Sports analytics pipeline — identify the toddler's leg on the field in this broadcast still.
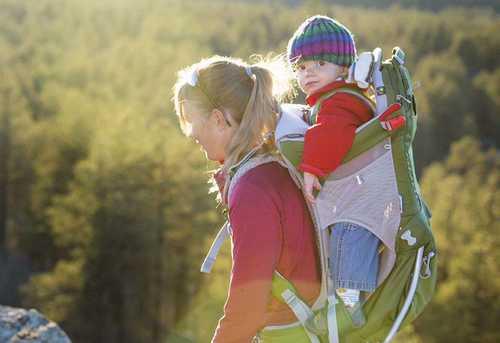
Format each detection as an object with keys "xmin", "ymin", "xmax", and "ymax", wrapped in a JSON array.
[{"xmin": 329, "ymin": 222, "xmax": 380, "ymax": 320}]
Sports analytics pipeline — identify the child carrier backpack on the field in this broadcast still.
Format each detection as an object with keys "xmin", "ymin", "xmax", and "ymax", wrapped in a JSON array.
[{"xmin": 201, "ymin": 47, "xmax": 437, "ymax": 343}]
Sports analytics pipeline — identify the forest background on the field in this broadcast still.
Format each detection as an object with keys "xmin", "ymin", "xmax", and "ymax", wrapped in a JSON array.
[{"xmin": 0, "ymin": 0, "xmax": 498, "ymax": 342}]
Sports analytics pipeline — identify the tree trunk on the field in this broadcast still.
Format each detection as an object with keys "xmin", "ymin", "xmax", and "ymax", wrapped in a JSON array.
[{"xmin": 0, "ymin": 88, "xmax": 10, "ymax": 251}]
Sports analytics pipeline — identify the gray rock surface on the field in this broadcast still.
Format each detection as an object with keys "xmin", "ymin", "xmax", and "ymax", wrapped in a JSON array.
[{"xmin": 0, "ymin": 306, "xmax": 71, "ymax": 343}]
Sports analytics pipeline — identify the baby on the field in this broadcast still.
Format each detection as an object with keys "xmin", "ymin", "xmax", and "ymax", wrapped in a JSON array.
[{"xmin": 287, "ymin": 15, "xmax": 380, "ymax": 318}]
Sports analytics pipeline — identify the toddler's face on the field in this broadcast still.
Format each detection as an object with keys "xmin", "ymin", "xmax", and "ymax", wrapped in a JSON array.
[{"xmin": 295, "ymin": 60, "xmax": 345, "ymax": 96}]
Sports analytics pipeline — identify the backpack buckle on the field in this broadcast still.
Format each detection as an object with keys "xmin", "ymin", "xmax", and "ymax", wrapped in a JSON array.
[
  {"xmin": 420, "ymin": 251, "xmax": 436, "ymax": 279},
  {"xmin": 396, "ymin": 94, "xmax": 412, "ymax": 105},
  {"xmin": 392, "ymin": 47, "xmax": 406, "ymax": 65}
]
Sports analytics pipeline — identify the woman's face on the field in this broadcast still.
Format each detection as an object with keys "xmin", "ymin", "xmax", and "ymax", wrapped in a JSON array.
[{"xmin": 182, "ymin": 102, "xmax": 235, "ymax": 162}]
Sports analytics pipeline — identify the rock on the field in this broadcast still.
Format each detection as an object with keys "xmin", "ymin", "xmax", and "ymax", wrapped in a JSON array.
[{"xmin": 0, "ymin": 306, "xmax": 71, "ymax": 343}]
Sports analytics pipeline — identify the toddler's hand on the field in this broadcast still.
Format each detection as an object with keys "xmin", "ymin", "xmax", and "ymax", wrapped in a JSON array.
[{"xmin": 303, "ymin": 172, "xmax": 322, "ymax": 203}]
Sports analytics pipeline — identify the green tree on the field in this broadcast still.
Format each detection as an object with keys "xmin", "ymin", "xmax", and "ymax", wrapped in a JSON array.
[
  {"xmin": 472, "ymin": 68, "xmax": 500, "ymax": 148},
  {"xmin": 22, "ymin": 108, "xmax": 220, "ymax": 342},
  {"xmin": 413, "ymin": 53, "xmax": 473, "ymax": 166},
  {"xmin": 418, "ymin": 137, "xmax": 500, "ymax": 342},
  {"xmin": 1, "ymin": 0, "xmax": 498, "ymax": 342}
]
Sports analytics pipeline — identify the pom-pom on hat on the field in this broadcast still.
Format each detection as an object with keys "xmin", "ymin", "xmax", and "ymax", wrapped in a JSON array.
[{"xmin": 287, "ymin": 15, "xmax": 357, "ymax": 67}]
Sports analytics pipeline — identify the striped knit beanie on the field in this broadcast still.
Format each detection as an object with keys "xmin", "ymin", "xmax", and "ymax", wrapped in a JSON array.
[{"xmin": 287, "ymin": 15, "xmax": 357, "ymax": 67}]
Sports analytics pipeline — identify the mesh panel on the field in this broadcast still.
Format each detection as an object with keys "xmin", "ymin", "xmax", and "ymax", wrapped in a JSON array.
[{"xmin": 316, "ymin": 139, "xmax": 400, "ymax": 284}]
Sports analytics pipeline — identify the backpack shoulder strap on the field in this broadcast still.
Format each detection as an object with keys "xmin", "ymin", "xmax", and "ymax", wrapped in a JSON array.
[{"xmin": 200, "ymin": 151, "xmax": 285, "ymax": 274}]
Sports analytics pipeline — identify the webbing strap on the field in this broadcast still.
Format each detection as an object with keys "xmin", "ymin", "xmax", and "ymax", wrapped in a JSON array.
[
  {"xmin": 281, "ymin": 290, "xmax": 320, "ymax": 343},
  {"xmin": 281, "ymin": 290, "xmax": 314, "ymax": 324},
  {"xmin": 271, "ymin": 272, "xmax": 321, "ymax": 343},
  {"xmin": 202, "ymin": 155, "xmax": 284, "ymax": 274},
  {"xmin": 200, "ymin": 221, "xmax": 231, "ymax": 273},
  {"xmin": 327, "ymin": 294, "xmax": 340, "ymax": 343}
]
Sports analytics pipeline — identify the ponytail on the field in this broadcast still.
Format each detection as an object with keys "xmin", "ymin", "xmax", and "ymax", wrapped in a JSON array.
[
  {"xmin": 222, "ymin": 64, "xmax": 281, "ymax": 173},
  {"xmin": 173, "ymin": 55, "xmax": 293, "ymax": 197}
]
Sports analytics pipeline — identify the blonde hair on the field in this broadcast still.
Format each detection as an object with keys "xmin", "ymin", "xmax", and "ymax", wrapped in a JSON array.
[{"xmin": 173, "ymin": 55, "xmax": 292, "ymax": 176}]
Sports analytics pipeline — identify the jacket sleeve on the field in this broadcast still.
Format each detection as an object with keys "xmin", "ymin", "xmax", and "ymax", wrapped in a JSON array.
[
  {"xmin": 299, "ymin": 93, "xmax": 373, "ymax": 176},
  {"xmin": 211, "ymin": 181, "xmax": 282, "ymax": 343}
]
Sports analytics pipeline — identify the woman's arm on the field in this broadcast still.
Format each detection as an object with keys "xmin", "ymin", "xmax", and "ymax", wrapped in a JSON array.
[{"xmin": 211, "ymin": 181, "xmax": 282, "ymax": 343}]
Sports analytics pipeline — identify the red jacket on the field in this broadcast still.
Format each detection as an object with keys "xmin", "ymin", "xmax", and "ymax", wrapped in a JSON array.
[
  {"xmin": 300, "ymin": 80, "xmax": 373, "ymax": 177},
  {"xmin": 212, "ymin": 162, "xmax": 320, "ymax": 342}
]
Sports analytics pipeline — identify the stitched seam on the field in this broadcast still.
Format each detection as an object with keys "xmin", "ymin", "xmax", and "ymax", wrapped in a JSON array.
[{"xmin": 335, "ymin": 223, "xmax": 346, "ymax": 284}]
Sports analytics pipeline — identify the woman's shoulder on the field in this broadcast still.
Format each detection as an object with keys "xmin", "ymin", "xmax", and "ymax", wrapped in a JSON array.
[
  {"xmin": 228, "ymin": 161, "xmax": 294, "ymax": 207},
  {"xmin": 238, "ymin": 161, "xmax": 291, "ymax": 188}
]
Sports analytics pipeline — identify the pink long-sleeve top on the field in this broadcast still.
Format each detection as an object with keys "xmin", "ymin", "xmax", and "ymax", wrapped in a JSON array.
[{"xmin": 211, "ymin": 162, "xmax": 321, "ymax": 342}]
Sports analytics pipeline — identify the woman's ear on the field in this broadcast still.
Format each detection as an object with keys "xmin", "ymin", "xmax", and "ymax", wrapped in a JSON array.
[{"xmin": 211, "ymin": 109, "xmax": 231, "ymax": 130}]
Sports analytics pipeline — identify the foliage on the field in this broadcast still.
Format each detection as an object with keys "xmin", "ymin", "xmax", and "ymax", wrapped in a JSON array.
[
  {"xmin": 266, "ymin": 0, "xmax": 500, "ymax": 12},
  {"xmin": 0, "ymin": 0, "xmax": 498, "ymax": 342},
  {"xmin": 419, "ymin": 137, "xmax": 499, "ymax": 343}
]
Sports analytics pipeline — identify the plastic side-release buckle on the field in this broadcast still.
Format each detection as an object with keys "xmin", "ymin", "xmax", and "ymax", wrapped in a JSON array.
[
  {"xmin": 420, "ymin": 251, "xmax": 436, "ymax": 279},
  {"xmin": 392, "ymin": 47, "xmax": 406, "ymax": 65},
  {"xmin": 379, "ymin": 103, "xmax": 406, "ymax": 132},
  {"xmin": 396, "ymin": 94, "xmax": 412, "ymax": 105},
  {"xmin": 381, "ymin": 116, "xmax": 406, "ymax": 131},
  {"xmin": 379, "ymin": 103, "xmax": 401, "ymax": 121}
]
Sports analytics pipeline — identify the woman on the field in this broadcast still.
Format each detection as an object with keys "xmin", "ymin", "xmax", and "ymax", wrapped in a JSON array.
[{"xmin": 173, "ymin": 56, "xmax": 321, "ymax": 342}]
